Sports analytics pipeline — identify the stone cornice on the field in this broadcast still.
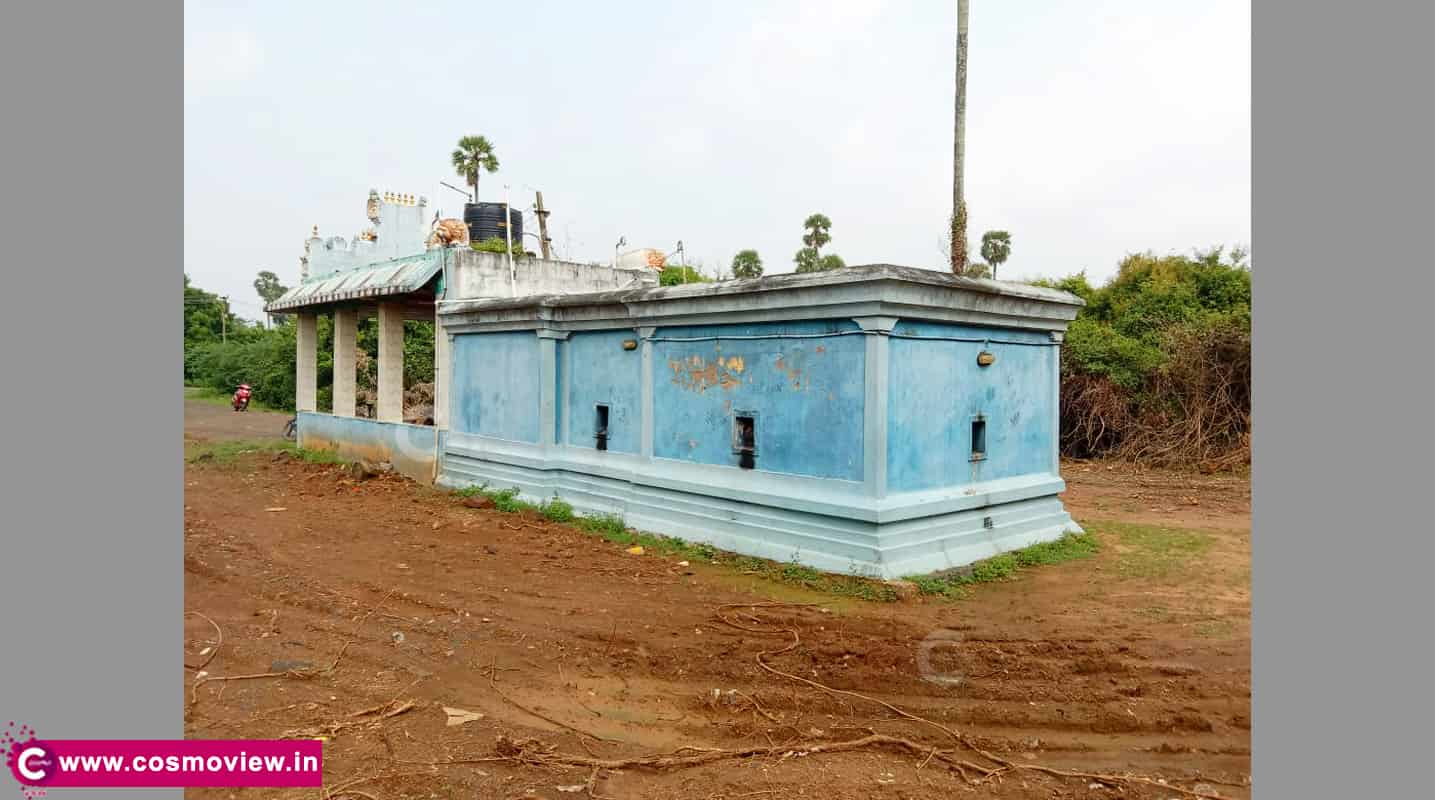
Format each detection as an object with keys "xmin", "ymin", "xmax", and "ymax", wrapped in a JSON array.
[{"xmin": 438, "ymin": 264, "xmax": 1083, "ymax": 335}]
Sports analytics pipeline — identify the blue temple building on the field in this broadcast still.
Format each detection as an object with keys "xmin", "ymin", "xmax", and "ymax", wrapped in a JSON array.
[
  {"xmin": 433, "ymin": 265, "xmax": 1084, "ymax": 578},
  {"xmin": 269, "ymin": 191, "xmax": 1086, "ymax": 579}
]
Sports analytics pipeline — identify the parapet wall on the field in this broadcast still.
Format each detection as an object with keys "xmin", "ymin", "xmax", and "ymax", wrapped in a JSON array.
[{"xmin": 446, "ymin": 250, "xmax": 657, "ymax": 300}]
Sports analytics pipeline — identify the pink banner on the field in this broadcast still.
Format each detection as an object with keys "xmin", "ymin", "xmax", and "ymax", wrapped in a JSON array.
[{"xmin": 6, "ymin": 740, "xmax": 323, "ymax": 788}]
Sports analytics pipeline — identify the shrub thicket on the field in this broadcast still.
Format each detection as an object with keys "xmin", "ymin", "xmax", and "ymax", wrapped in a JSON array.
[{"xmin": 1032, "ymin": 246, "xmax": 1251, "ymax": 469}]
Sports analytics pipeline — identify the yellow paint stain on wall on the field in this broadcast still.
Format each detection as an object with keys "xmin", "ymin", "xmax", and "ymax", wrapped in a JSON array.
[{"xmin": 669, "ymin": 353, "xmax": 745, "ymax": 393}]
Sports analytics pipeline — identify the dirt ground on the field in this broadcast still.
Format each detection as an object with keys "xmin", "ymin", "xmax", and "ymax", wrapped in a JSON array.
[
  {"xmin": 183, "ymin": 398, "xmax": 1250, "ymax": 799},
  {"xmin": 183, "ymin": 388, "xmax": 294, "ymax": 441}
]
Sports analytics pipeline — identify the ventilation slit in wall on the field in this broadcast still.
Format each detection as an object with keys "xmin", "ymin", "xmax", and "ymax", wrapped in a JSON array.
[
  {"xmin": 734, "ymin": 415, "xmax": 756, "ymax": 470},
  {"xmin": 971, "ymin": 417, "xmax": 987, "ymax": 461},
  {"xmin": 595, "ymin": 404, "xmax": 609, "ymax": 451}
]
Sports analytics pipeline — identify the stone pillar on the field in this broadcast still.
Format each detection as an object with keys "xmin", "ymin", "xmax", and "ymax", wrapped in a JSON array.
[
  {"xmin": 296, "ymin": 311, "xmax": 318, "ymax": 413},
  {"xmin": 376, "ymin": 302, "xmax": 404, "ymax": 423},
  {"xmin": 433, "ymin": 314, "xmax": 451, "ymax": 430},
  {"xmin": 537, "ymin": 329, "xmax": 570, "ymax": 447},
  {"xmin": 638, "ymin": 326, "xmax": 656, "ymax": 459},
  {"xmin": 854, "ymin": 316, "xmax": 899, "ymax": 499},
  {"xmin": 332, "ymin": 308, "xmax": 358, "ymax": 418}
]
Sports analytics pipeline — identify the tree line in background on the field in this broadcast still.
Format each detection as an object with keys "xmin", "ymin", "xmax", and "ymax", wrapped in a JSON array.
[
  {"xmin": 184, "ymin": 274, "xmax": 435, "ymax": 415},
  {"xmin": 717, "ymin": 213, "xmax": 1012, "ymax": 282},
  {"xmin": 185, "ymin": 240, "xmax": 1250, "ymax": 471}
]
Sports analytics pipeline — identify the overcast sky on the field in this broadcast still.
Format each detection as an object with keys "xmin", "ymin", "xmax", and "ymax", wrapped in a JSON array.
[{"xmin": 185, "ymin": 0, "xmax": 1249, "ymax": 321}]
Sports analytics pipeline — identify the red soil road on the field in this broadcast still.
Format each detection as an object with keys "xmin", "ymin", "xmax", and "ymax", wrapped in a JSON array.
[
  {"xmin": 183, "ymin": 390, "xmax": 293, "ymax": 441},
  {"xmin": 183, "ymin": 398, "xmax": 1250, "ymax": 799}
]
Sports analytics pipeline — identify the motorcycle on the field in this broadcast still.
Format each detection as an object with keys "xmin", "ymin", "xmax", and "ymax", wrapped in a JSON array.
[{"xmin": 232, "ymin": 384, "xmax": 252, "ymax": 412}]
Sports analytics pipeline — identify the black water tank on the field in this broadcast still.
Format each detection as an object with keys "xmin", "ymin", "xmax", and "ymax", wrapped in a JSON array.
[{"xmin": 463, "ymin": 202, "xmax": 523, "ymax": 246}]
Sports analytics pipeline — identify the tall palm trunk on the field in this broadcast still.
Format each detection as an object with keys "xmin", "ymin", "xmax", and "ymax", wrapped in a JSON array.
[{"xmin": 951, "ymin": 0, "xmax": 969, "ymax": 273}]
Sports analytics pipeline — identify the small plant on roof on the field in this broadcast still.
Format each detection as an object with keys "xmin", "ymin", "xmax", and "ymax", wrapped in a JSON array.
[{"xmin": 472, "ymin": 236, "xmax": 526, "ymax": 259}]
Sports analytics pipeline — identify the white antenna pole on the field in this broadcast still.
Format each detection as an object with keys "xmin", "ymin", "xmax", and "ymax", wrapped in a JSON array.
[{"xmin": 504, "ymin": 183, "xmax": 515, "ymax": 296}]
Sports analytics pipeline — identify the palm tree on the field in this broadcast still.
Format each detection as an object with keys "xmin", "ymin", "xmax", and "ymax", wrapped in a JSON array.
[
  {"xmin": 951, "ymin": 0, "xmax": 969, "ymax": 274},
  {"xmin": 451, "ymin": 135, "xmax": 499, "ymax": 203},
  {"xmin": 802, "ymin": 213, "xmax": 833, "ymax": 254},
  {"xmin": 980, "ymin": 230, "xmax": 1011, "ymax": 280}
]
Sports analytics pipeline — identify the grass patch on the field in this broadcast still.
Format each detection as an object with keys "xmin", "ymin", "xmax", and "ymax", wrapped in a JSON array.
[
  {"xmin": 1096, "ymin": 521, "xmax": 1213, "ymax": 580},
  {"xmin": 725, "ymin": 554, "xmax": 899, "ymax": 602},
  {"xmin": 539, "ymin": 496, "xmax": 576, "ymax": 523},
  {"xmin": 450, "ymin": 485, "xmax": 897, "ymax": 602},
  {"xmin": 1192, "ymin": 618, "xmax": 1238, "ymax": 638},
  {"xmin": 905, "ymin": 532, "xmax": 1100, "ymax": 599},
  {"xmin": 1225, "ymin": 565, "xmax": 1251, "ymax": 588},
  {"xmin": 1135, "ymin": 605, "xmax": 1178, "ymax": 624},
  {"xmin": 453, "ymin": 484, "xmax": 540, "ymax": 513},
  {"xmin": 186, "ymin": 439, "xmax": 346, "ymax": 467}
]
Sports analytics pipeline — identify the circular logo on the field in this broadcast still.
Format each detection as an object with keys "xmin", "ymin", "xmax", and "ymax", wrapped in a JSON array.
[
  {"xmin": 10, "ymin": 741, "xmax": 57, "ymax": 786},
  {"xmin": 915, "ymin": 628, "xmax": 967, "ymax": 687}
]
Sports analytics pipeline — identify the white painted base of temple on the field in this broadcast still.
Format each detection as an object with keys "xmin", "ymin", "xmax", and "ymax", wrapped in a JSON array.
[{"xmin": 438, "ymin": 441, "xmax": 1082, "ymax": 580}]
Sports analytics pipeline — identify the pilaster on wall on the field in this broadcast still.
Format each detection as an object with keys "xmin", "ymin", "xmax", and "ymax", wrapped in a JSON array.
[
  {"xmin": 433, "ymin": 316, "xmax": 452, "ymax": 430},
  {"xmin": 537, "ymin": 329, "xmax": 570, "ymax": 448},
  {"xmin": 296, "ymin": 312, "xmax": 318, "ymax": 413},
  {"xmin": 854, "ymin": 316, "xmax": 899, "ymax": 499},
  {"xmin": 638, "ymin": 326, "xmax": 656, "ymax": 459},
  {"xmin": 332, "ymin": 308, "xmax": 358, "ymax": 418},
  {"xmin": 376, "ymin": 303, "xmax": 404, "ymax": 423},
  {"xmin": 1050, "ymin": 330, "xmax": 1064, "ymax": 475}
]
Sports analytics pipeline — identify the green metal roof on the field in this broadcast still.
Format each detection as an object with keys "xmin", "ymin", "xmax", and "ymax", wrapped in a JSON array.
[{"xmin": 266, "ymin": 251, "xmax": 444, "ymax": 313}]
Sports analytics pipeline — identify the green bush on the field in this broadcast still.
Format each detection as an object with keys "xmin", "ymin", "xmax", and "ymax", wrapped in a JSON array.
[
  {"xmin": 188, "ymin": 326, "xmax": 298, "ymax": 411},
  {"xmin": 659, "ymin": 266, "xmax": 711, "ymax": 286},
  {"xmin": 1033, "ymin": 246, "xmax": 1251, "ymax": 467},
  {"xmin": 1062, "ymin": 317, "xmax": 1165, "ymax": 391}
]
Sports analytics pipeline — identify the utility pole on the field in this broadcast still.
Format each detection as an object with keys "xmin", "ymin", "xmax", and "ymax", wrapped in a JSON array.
[
  {"xmin": 504, "ymin": 185, "xmax": 516, "ymax": 296},
  {"xmin": 533, "ymin": 191, "xmax": 553, "ymax": 259},
  {"xmin": 221, "ymin": 296, "xmax": 229, "ymax": 343},
  {"xmin": 951, "ymin": 0, "xmax": 970, "ymax": 273}
]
